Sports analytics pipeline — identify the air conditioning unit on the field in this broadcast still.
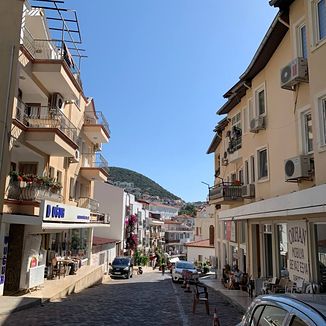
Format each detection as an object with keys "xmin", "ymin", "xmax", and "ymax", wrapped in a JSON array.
[
  {"xmin": 51, "ymin": 93, "xmax": 65, "ymax": 111},
  {"xmin": 280, "ymin": 57, "xmax": 309, "ymax": 90},
  {"xmin": 69, "ymin": 149, "xmax": 80, "ymax": 163},
  {"xmin": 242, "ymin": 184, "xmax": 255, "ymax": 198},
  {"xmin": 250, "ymin": 116, "xmax": 265, "ymax": 133},
  {"xmin": 284, "ymin": 155, "xmax": 310, "ymax": 181}
]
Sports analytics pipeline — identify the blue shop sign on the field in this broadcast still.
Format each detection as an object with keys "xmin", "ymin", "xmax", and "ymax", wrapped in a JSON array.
[{"xmin": 46, "ymin": 204, "xmax": 65, "ymax": 219}]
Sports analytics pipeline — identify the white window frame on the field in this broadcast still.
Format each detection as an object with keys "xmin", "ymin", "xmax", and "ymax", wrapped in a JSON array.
[
  {"xmin": 256, "ymin": 146, "xmax": 269, "ymax": 182},
  {"xmin": 298, "ymin": 105, "xmax": 314, "ymax": 155},
  {"xmin": 294, "ymin": 18, "xmax": 308, "ymax": 58},
  {"xmin": 244, "ymin": 159, "xmax": 249, "ymax": 185},
  {"xmin": 250, "ymin": 155, "xmax": 255, "ymax": 183},
  {"xmin": 243, "ymin": 106, "xmax": 249, "ymax": 134},
  {"xmin": 231, "ymin": 111, "xmax": 241, "ymax": 131},
  {"xmin": 254, "ymin": 83, "xmax": 266, "ymax": 117},
  {"xmin": 310, "ymin": 0, "xmax": 326, "ymax": 48},
  {"xmin": 316, "ymin": 93, "xmax": 326, "ymax": 150}
]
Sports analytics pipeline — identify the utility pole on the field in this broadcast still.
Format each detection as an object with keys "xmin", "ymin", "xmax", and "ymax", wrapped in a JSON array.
[{"xmin": 0, "ymin": 0, "xmax": 24, "ymax": 214}]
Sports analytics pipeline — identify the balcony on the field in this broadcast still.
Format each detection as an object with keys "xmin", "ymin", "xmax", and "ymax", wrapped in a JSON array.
[
  {"xmin": 77, "ymin": 197, "xmax": 100, "ymax": 213},
  {"xmin": 83, "ymin": 111, "xmax": 110, "ymax": 144},
  {"xmin": 80, "ymin": 153, "xmax": 109, "ymax": 182},
  {"xmin": 6, "ymin": 179, "xmax": 63, "ymax": 203},
  {"xmin": 20, "ymin": 28, "xmax": 82, "ymax": 98},
  {"xmin": 209, "ymin": 182, "xmax": 243, "ymax": 205},
  {"xmin": 14, "ymin": 101, "xmax": 78, "ymax": 157}
]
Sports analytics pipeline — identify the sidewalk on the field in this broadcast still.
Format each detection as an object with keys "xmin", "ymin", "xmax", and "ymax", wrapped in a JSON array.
[
  {"xmin": 0, "ymin": 265, "xmax": 103, "ymax": 316},
  {"xmin": 200, "ymin": 273, "xmax": 253, "ymax": 313}
]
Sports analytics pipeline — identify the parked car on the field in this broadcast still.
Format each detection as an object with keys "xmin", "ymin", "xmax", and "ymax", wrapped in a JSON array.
[
  {"xmin": 237, "ymin": 294, "xmax": 326, "ymax": 326},
  {"xmin": 109, "ymin": 257, "xmax": 134, "ymax": 279},
  {"xmin": 171, "ymin": 260, "xmax": 199, "ymax": 283}
]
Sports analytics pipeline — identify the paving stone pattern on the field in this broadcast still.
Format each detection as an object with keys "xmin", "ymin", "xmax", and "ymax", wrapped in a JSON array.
[{"xmin": 0, "ymin": 271, "xmax": 242, "ymax": 326}]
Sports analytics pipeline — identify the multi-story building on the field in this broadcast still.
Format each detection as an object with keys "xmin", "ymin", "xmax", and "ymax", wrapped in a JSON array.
[
  {"xmin": 0, "ymin": 1, "xmax": 110, "ymax": 296},
  {"xmin": 163, "ymin": 220, "xmax": 194, "ymax": 255},
  {"xmin": 207, "ymin": 0, "xmax": 326, "ymax": 291},
  {"xmin": 149, "ymin": 202, "xmax": 179, "ymax": 220}
]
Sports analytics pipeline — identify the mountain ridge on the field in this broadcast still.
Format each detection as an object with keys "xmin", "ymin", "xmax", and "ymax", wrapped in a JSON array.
[{"xmin": 108, "ymin": 167, "xmax": 181, "ymax": 200}]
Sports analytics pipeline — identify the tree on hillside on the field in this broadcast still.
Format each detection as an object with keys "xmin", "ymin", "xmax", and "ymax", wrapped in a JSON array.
[{"xmin": 178, "ymin": 203, "xmax": 196, "ymax": 217}]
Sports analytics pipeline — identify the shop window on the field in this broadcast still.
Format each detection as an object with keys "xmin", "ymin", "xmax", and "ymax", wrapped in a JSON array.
[
  {"xmin": 314, "ymin": 224, "xmax": 326, "ymax": 292},
  {"xmin": 277, "ymin": 224, "xmax": 288, "ymax": 277}
]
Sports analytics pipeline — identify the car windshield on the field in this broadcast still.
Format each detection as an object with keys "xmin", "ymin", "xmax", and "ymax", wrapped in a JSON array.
[
  {"xmin": 113, "ymin": 258, "xmax": 129, "ymax": 265},
  {"xmin": 176, "ymin": 262, "xmax": 195, "ymax": 269}
]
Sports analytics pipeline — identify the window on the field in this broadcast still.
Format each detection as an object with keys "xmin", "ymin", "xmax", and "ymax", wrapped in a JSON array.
[
  {"xmin": 49, "ymin": 167, "xmax": 55, "ymax": 178},
  {"xmin": 238, "ymin": 169, "xmax": 243, "ymax": 184},
  {"xmin": 257, "ymin": 148, "xmax": 268, "ymax": 180},
  {"xmin": 248, "ymin": 98, "xmax": 254, "ymax": 123},
  {"xmin": 249, "ymin": 305, "xmax": 264, "ymax": 326},
  {"xmin": 257, "ymin": 89, "xmax": 266, "ymax": 116},
  {"xmin": 258, "ymin": 305, "xmax": 288, "ymax": 326},
  {"xmin": 245, "ymin": 160, "xmax": 249, "ymax": 185},
  {"xmin": 290, "ymin": 316, "xmax": 309, "ymax": 326},
  {"xmin": 297, "ymin": 23, "xmax": 308, "ymax": 58},
  {"xmin": 19, "ymin": 162, "xmax": 38, "ymax": 175},
  {"xmin": 243, "ymin": 106, "xmax": 249, "ymax": 133},
  {"xmin": 69, "ymin": 177, "xmax": 75, "ymax": 200},
  {"xmin": 302, "ymin": 111, "xmax": 313, "ymax": 153},
  {"xmin": 317, "ymin": 0, "xmax": 326, "ymax": 41},
  {"xmin": 250, "ymin": 155, "xmax": 255, "ymax": 183},
  {"xmin": 319, "ymin": 96, "xmax": 326, "ymax": 146},
  {"xmin": 231, "ymin": 112, "xmax": 241, "ymax": 130}
]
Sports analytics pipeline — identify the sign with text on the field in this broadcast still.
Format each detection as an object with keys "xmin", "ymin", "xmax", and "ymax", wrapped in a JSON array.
[
  {"xmin": 287, "ymin": 221, "xmax": 309, "ymax": 282},
  {"xmin": 40, "ymin": 200, "xmax": 90, "ymax": 223}
]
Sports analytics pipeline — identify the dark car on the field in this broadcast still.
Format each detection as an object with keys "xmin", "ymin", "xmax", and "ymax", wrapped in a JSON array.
[
  {"xmin": 109, "ymin": 257, "xmax": 134, "ymax": 279},
  {"xmin": 238, "ymin": 294, "xmax": 326, "ymax": 326}
]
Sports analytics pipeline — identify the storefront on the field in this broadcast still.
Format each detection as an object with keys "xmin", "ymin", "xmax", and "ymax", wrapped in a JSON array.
[{"xmin": 0, "ymin": 199, "xmax": 101, "ymax": 295}]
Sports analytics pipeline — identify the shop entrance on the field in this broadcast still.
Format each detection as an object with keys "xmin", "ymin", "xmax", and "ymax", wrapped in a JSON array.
[
  {"xmin": 252, "ymin": 224, "xmax": 261, "ymax": 277},
  {"xmin": 4, "ymin": 224, "xmax": 24, "ymax": 294},
  {"xmin": 264, "ymin": 224, "xmax": 273, "ymax": 278},
  {"xmin": 314, "ymin": 224, "xmax": 326, "ymax": 292}
]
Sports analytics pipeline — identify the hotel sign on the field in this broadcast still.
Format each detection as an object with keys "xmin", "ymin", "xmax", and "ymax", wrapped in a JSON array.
[
  {"xmin": 40, "ymin": 200, "xmax": 90, "ymax": 223},
  {"xmin": 287, "ymin": 221, "xmax": 309, "ymax": 282}
]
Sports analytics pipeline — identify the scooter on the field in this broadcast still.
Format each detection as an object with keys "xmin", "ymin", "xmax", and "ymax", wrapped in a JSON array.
[{"xmin": 137, "ymin": 266, "xmax": 143, "ymax": 275}]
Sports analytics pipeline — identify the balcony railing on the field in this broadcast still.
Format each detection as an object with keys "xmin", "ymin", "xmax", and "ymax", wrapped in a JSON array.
[
  {"xmin": 6, "ymin": 181, "xmax": 63, "ymax": 203},
  {"xmin": 84, "ymin": 111, "xmax": 111, "ymax": 138},
  {"xmin": 77, "ymin": 197, "xmax": 99, "ymax": 213},
  {"xmin": 209, "ymin": 182, "xmax": 243, "ymax": 202},
  {"xmin": 81, "ymin": 153, "xmax": 109, "ymax": 174},
  {"xmin": 21, "ymin": 28, "xmax": 81, "ymax": 83},
  {"xmin": 14, "ymin": 101, "xmax": 78, "ymax": 144},
  {"xmin": 90, "ymin": 213, "xmax": 110, "ymax": 224}
]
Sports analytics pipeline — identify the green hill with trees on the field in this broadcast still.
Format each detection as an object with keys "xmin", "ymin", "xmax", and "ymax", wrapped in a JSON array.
[{"xmin": 108, "ymin": 167, "xmax": 181, "ymax": 200}]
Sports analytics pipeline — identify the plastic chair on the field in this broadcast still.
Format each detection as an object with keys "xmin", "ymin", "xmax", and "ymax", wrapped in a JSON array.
[{"xmin": 192, "ymin": 282, "xmax": 209, "ymax": 315}]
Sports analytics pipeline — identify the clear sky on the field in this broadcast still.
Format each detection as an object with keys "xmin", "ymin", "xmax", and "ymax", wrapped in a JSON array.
[{"xmin": 70, "ymin": 1, "xmax": 277, "ymax": 202}]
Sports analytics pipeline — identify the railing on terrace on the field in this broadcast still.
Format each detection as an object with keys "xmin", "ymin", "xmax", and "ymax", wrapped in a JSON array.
[
  {"xmin": 84, "ymin": 111, "xmax": 111, "ymax": 138},
  {"xmin": 6, "ymin": 181, "xmax": 63, "ymax": 203},
  {"xmin": 209, "ymin": 182, "xmax": 243, "ymax": 201},
  {"xmin": 77, "ymin": 197, "xmax": 99, "ymax": 213},
  {"xmin": 81, "ymin": 153, "xmax": 109, "ymax": 174},
  {"xmin": 20, "ymin": 27, "xmax": 81, "ymax": 83},
  {"xmin": 14, "ymin": 100, "xmax": 78, "ymax": 144}
]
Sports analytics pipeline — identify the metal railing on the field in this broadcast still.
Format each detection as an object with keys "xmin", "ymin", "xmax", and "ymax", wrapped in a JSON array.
[
  {"xmin": 77, "ymin": 197, "xmax": 99, "ymax": 213},
  {"xmin": 84, "ymin": 111, "xmax": 111, "ymax": 138},
  {"xmin": 81, "ymin": 153, "xmax": 109, "ymax": 174},
  {"xmin": 20, "ymin": 27, "xmax": 81, "ymax": 82},
  {"xmin": 209, "ymin": 182, "xmax": 243, "ymax": 201},
  {"xmin": 6, "ymin": 182, "xmax": 63, "ymax": 203},
  {"xmin": 14, "ymin": 100, "xmax": 78, "ymax": 144}
]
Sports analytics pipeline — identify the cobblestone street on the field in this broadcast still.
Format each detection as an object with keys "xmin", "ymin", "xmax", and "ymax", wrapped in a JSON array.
[{"xmin": 0, "ymin": 270, "xmax": 242, "ymax": 326}]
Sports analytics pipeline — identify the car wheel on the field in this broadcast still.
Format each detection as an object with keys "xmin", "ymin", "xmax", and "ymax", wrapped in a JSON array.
[
  {"xmin": 172, "ymin": 277, "xmax": 179, "ymax": 283},
  {"xmin": 125, "ymin": 272, "xmax": 130, "ymax": 279}
]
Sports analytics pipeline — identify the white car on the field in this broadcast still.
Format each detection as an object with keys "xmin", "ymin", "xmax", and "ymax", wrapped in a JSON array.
[{"xmin": 172, "ymin": 261, "xmax": 199, "ymax": 283}]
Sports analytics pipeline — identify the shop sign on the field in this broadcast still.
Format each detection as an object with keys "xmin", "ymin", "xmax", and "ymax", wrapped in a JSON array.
[
  {"xmin": 0, "ymin": 236, "xmax": 9, "ymax": 285},
  {"xmin": 40, "ymin": 200, "xmax": 90, "ymax": 223},
  {"xmin": 287, "ymin": 221, "xmax": 309, "ymax": 282}
]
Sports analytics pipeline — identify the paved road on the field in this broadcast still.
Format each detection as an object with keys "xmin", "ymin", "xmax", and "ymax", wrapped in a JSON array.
[{"xmin": 0, "ymin": 270, "xmax": 242, "ymax": 326}]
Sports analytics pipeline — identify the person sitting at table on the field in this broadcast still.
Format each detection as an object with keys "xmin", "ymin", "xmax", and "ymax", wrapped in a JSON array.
[{"xmin": 65, "ymin": 250, "xmax": 77, "ymax": 275}]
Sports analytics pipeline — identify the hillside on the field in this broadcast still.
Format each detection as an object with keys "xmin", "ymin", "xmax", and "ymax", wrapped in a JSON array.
[{"xmin": 109, "ymin": 167, "xmax": 181, "ymax": 200}]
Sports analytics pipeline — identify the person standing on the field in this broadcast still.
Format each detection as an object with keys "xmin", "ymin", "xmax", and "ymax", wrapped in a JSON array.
[{"xmin": 161, "ymin": 261, "xmax": 166, "ymax": 275}]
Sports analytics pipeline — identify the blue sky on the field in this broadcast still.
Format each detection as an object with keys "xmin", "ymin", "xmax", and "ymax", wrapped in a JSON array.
[{"xmin": 72, "ymin": 1, "xmax": 277, "ymax": 202}]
